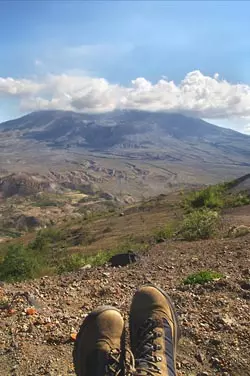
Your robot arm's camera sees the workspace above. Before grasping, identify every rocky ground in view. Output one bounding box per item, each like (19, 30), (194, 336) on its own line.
(0, 233), (249, 376)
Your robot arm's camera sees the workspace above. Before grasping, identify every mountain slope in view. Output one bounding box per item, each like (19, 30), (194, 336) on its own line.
(1, 109), (249, 153)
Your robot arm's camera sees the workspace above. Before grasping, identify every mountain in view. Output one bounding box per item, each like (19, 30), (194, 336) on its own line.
(1, 110), (249, 155)
(1, 109), (250, 165)
(1, 110), (250, 198)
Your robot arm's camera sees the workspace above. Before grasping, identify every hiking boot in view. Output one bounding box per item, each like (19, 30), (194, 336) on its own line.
(129, 285), (181, 376)
(73, 306), (125, 376)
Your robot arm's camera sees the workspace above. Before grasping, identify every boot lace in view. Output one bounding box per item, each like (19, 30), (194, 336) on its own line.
(105, 349), (123, 376)
(134, 318), (163, 376)
(106, 348), (136, 376)
(125, 348), (136, 376)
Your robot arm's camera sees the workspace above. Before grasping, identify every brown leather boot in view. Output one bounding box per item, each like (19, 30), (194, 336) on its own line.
(73, 306), (125, 376)
(129, 285), (180, 376)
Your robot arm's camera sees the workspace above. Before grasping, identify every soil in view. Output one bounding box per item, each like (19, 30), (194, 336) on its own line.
(0, 230), (249, 376)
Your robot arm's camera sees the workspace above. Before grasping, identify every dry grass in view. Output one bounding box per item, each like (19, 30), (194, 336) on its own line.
(1, 195), (182, 258)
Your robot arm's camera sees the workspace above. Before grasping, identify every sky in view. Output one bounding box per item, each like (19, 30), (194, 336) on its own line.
(1, 0), (250, 133)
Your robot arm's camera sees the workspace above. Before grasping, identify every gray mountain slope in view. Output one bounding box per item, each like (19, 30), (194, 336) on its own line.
(1, 110), (250, 165)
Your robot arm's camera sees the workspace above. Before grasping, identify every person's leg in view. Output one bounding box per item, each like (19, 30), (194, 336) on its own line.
(129, 285), (180, 376)
(73, 306), (125, 376)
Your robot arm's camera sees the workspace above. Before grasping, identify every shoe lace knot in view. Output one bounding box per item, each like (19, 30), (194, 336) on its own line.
(135, 318), (163, 376)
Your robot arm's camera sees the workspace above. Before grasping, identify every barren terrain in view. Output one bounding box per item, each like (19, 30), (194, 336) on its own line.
(0, 202), (250, 376)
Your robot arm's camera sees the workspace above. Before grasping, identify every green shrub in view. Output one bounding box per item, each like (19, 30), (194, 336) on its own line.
(154, 222), (176, 242)
(85, 250), (114, 266)
(185, 182), (250, 211)
(186, 186), (224, 210)
(29, 227), (63, 251)
(58, 249), (115, 274)
(33, 200), (60, 207)
(57, 253), (85, 273)
(225, 193), (250, 208)
(0, 244), (40, 282)
(179, 209), (219, 240)
(183, 270), (224, 285)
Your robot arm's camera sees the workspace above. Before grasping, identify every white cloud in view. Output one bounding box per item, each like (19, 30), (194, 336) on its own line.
(0, 77), (44, 96)
(1, 71), (250, 127)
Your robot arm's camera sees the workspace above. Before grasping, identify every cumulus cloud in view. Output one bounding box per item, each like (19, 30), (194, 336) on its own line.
(1, 71), (250, 122)
(0, 77), (44, 96)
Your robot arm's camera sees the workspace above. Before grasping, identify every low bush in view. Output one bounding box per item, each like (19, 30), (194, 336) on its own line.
(179, 209), (219, 240)
(183, 270), (224, 285)
(224, 193), (250, 207)
(0, 244), (41, 282)
(57, 249), (116, 274)
(185, 182), (250, 211)
(185, 185), (224, 210)
(57, 253), (86, 274)
(29, 227), (63, 252)
(154, 222), (176, 242)
(33, 200), (60, 207)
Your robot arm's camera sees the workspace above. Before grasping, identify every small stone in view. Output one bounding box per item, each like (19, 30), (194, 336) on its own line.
(70, 332), (77, 341)
(240, 280), (250, 290)
(26, 307), (37, 316)
(102, 272), (110, 277)
(181, 359), (190, 367)
(195, 351), (205, 364)
(81, 264), (92, 270)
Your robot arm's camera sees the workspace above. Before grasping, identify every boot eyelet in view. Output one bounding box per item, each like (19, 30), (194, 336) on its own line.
(154, 344), (162, 351)
(154, 331), (162, 338)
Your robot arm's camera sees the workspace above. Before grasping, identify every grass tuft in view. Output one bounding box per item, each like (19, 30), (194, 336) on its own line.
(183, 270), (224, 285)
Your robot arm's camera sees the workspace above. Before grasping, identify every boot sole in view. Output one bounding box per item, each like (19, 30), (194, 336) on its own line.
(73, 306), (125, 376)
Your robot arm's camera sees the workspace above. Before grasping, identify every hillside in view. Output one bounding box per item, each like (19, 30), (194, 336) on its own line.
(1, 177), (250, 375)
(0, 219), (249, 376)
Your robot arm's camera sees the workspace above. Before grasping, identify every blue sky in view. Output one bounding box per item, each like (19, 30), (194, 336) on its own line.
(1, 1), (250, 132)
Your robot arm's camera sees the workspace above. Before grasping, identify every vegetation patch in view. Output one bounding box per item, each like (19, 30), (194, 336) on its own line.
(32, 200), (61, 207)
(224, 193), (250, 208)
(0, 231), (147, 282)
(179, 209), (219, 240)
(185, 181), (250, 211)
(0, 244), (41, 282)
(183, 270), (224, 285)
(0, 229), (22, 238)
(185, 185), (224, 210)
(154, 222), (177, 242)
